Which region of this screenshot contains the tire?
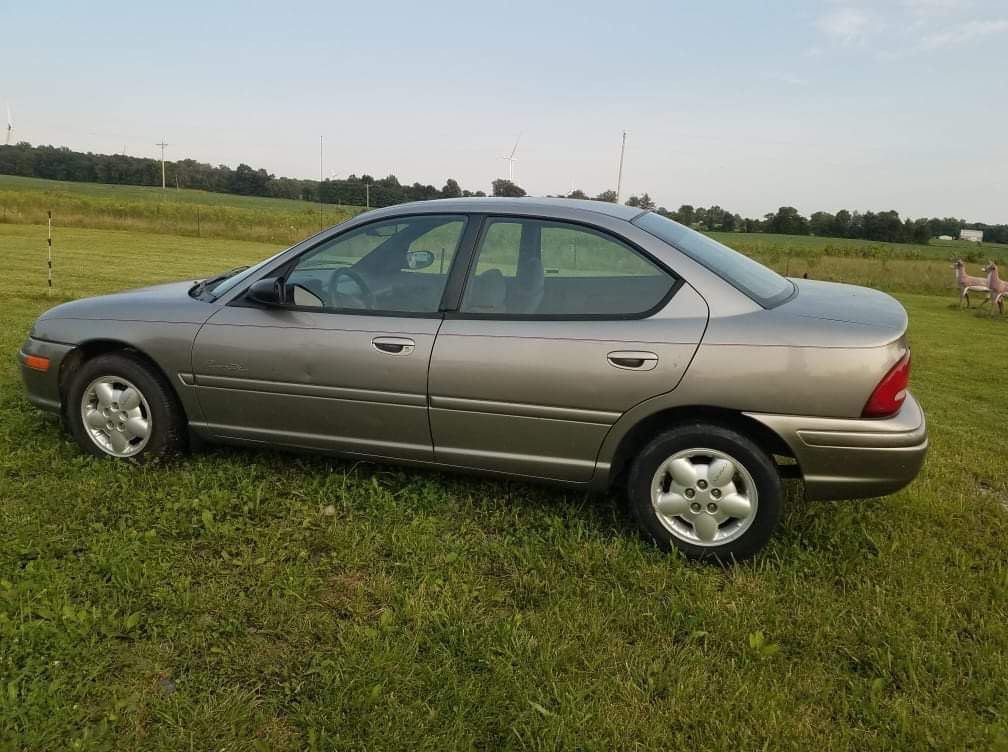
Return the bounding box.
[66,351,186,462]
[626,423,782,563]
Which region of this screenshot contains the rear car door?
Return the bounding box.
[428,216,709,482]
[191,214,472,461]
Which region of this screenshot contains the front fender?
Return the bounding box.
[25,317,207,423]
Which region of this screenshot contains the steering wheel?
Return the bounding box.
[328,268,375,310]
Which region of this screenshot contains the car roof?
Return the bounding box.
[360,196,645,223]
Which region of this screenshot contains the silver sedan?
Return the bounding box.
[19,198,927,561]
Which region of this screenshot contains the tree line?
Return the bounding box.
[558,189,1008,245]
[0,142,489,208]
[1,142,1004,244]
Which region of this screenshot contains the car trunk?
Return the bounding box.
[692,279,911,418]
[783,278,908,334]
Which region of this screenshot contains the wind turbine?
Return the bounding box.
[502,133,521,181]
[5,104,12,146]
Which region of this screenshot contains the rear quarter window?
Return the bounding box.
[633,212,794,308]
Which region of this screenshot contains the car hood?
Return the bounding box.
[37,280,217,325]
[703,279,908,348]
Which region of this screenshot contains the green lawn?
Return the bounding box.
[0,225,1006,750]
[0,174,327,213]
[0,176,363,246]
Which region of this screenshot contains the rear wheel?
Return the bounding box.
[66,352,186,462]
[627,423,782,562]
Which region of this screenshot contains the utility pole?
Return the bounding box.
[615,131,626,203]
[155,139,168,191]
[319,136,324,231]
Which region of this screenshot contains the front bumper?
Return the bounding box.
[18,337,75,414]
[746,392,928,500]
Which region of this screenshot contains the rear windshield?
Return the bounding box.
[633,212,794,308]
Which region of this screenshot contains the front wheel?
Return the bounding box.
[66,352,186,462]
[627,423,783,562]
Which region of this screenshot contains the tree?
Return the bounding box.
[593,190,617,203]
[492,179,526,197]
[675,205,696,226]
[228,163,272,196]
[566,189,589,200]
[441,178,462,198]
[809,211,835,237]
[833,210,852,238]
[625,195,641,208]
[767,206,809,235]
[704,205,731,230]
[693,206,708,229]
[638,192,656,211]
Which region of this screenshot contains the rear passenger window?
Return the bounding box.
[460,218,676,317]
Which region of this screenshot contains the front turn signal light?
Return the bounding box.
[23,355,50,372]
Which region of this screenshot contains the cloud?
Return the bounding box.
[918,18,1008,48]
[815,1,1005,56]
[816,6,874,44]
[901,0,970,19]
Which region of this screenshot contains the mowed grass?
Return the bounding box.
[0,224,1006,751]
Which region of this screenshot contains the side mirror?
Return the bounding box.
[247,277,285,306]
[406,250,436,270]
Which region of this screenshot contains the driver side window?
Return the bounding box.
[286,215,466,314]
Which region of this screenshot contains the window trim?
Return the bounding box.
[446,213,683,321]
[229,212,478,318]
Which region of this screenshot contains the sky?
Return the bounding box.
[2,0,1006,222]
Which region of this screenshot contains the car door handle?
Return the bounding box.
[372,336,415,356]
[607,351,658,371]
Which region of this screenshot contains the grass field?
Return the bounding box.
[0,175,333,212]
[1,221,1007,750]
[0,175,363,246]
[708,230,1007,263]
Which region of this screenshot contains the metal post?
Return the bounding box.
[615,131,626,203]
[156,139,168,191]
[47,211,53,294]
[319,136,324,231]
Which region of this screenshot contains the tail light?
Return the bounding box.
[862,351,911,418]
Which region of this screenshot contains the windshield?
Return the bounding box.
[633,212,794,308]
[205,248,290,299]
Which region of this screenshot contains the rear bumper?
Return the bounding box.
[745,392,928,500]
[18,337,75,414]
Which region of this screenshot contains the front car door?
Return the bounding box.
[428,214,709,482]
[191,213,472,461]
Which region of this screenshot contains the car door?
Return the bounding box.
[428,216,709,482]
[191,213,473,461]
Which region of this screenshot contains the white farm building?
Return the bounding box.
[960,229,984,243]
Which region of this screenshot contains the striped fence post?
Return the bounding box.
[47,210,53,294]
